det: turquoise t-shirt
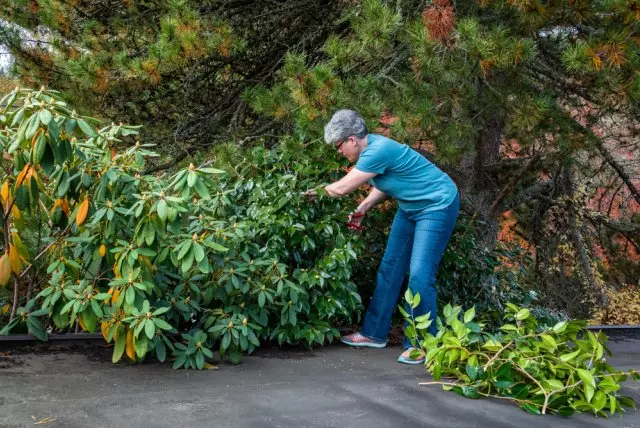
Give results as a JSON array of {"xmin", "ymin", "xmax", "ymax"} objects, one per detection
[{"xmin": 355, "ymin": 134, "xmax": 458, "ymax": 216}]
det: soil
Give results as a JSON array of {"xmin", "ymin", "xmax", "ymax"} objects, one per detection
[{"xmin": 0, "ymin": 342, "xmax": 113, "ymax": 368}]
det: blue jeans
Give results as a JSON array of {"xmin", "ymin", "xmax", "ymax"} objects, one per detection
[{"xmin": 360, "ymin": 194, "xmax": 459, "ymax": 349}]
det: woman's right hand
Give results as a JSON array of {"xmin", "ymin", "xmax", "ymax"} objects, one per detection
[{"xmin": 347, "ymin": 210, "xmax": 365, "ymax": 231}]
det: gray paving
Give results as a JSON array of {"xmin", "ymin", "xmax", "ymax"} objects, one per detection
[{"xmin": 0, "ymin": 339, "xmax": 639, "ymax": 427}]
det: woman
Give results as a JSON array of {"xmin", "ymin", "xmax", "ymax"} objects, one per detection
[{"xmin": 313, "ymin": 109, "xmax": 459, "ymax": 364}]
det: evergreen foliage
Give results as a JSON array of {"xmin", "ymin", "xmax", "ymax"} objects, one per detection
[{"xmin": 1, "ymin": 0, "xmax": 638, "ymax": 317}]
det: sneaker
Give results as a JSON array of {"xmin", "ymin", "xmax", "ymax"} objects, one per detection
[
  {"xmin": 340, "ymin": 332, "xmax": 387, "ymax": 348},
  {"xmin": 397, "ymin": 347, "xmax": 426, "ymax": 365}
]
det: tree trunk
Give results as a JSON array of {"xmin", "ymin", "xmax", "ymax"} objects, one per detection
[{"xmin": 460, "ymin": 113, "xmax": 503, "ymax": 247}]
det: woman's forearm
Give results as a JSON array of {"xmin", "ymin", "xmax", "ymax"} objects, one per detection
[{"xmin": 355, "ymin": 188, "xmax": 387, "ymax": 213}]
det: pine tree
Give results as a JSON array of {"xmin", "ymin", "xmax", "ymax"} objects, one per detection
[
  {"xmin": 246, "ymin": 0, "xmax": 640, "ymax": 315},
  {"xmin": 0, "ymin": 0, "xmax": 343, "ymax": 155}
]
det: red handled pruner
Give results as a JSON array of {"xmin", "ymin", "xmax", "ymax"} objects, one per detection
[{"xmin": 347, "ymin": 212, "xmax": 365, "ymax": 231}]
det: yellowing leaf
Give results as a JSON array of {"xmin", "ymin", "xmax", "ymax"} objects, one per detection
[
  {"xmin": 125, "ymin": 328, "xmax": 136, "ymax": 361},
  {"xmin": 99, "ymin": 244, "xmax": 107, "ymax": 257},
  {"xmin": 1, "ymin": 304, "xmax": 9, "ymax": 315},
  {"xmin": 52, "ymin": 198, "xmax": 70, "ymax": 216},
  {"xmin": 15, "ymin": 163, "xmax": 32, "ymax": 186},
  {"xmin": 78, "ymin": 316, "xmax": 87, "ymax": 332},
  {"xmin": 11, "ymin": 205, "xmax": 21, "ymax": 220},
  {"xmin": 112, "ymin": 288, "xmax": 120, "ymax": 304},
  {"xmin": 8, "ymin": 245, "xmax": 21, "ymax": 274},
  {"xmin": 0, "ymin": 253, "xmax": 11, "ymax": 286},
  {"xmin": 0, "ymin": 180, "xmax": 10, "ymax": 209},
  {"xmin": 101, "ymin": 322, "xmax": 110, "ymax": 341},
  {"xmin": 76, "ymin": 198, "xmax": 90, "ymax": 226}
]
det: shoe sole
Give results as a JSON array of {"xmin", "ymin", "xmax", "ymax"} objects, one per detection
[
  {"xmin": 340, "ymin": 338, "xmax": 387, "ymax": 348},
  {"xmin": 397, "ymin": 357, "xmax": 426, "ymax": 365}
]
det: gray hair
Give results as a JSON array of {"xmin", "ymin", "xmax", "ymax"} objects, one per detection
[{"xmin": 323, "ymin": 109, "xmax": 368, "ymax": 145}]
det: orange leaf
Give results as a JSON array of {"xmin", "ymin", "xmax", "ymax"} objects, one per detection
[
  {"xmin": 0, "ymin": 253, "xmax": 11, "ymax": 286},
  {"xmin": 125, "ymin": 329, "xmax": 136, "ymax": 361},
  {"xmin": 52, "ymin": 198, "xmax": 70, "ymax": 216},
  {"xmin": 101, "ymin": 322, "xmax": 110, "ymax": 341},
  {"xmin": 99, "ymin": 244, "xmax": 107, "ymax": 257},
  {"xmin": 31, "ymin": 128, "xmax": 41, "ymax": 147},
  {"xmin": 8, "ymin": 245, "xmax": 21, "ymax": 275},
  {"xmin": 111, "ymin": 288, "xmax": 120, "ymax": 304},
  {"xmin": 0, "ymin": 180, "xmax": 10, "ymax": 208},
  {"xmin": 11, "ymin": 205, "xmax": 21, "ymax": 221},
  {"xmin": 15, "ymin": 163, "xmax": 32, "ymax": 186},
  {"xmin": 76, "ymin": 198, "xmax": 90, "ymax": 226}
]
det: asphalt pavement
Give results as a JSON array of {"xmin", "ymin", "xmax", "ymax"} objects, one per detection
[{"xmin": 0, "ymin": 338, "xmax": 639, "ymax": 427}]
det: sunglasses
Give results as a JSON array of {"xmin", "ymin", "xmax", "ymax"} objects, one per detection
[{"xmin": 335, "ymin": 139, "xmax": 347, "ymax": 150}]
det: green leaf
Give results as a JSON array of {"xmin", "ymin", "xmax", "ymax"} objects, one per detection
[
  {"xmin": 40, "ymin": 141, "xmax": 55, "ymax": 175},
  {"xmin": 173, "ymin": 354, "xmax": 186, "ymax": 369},
  {"xmin": 39, "ymin": 109, "xmax": 52, "ymax": 125},
  {"xmin": 126, "ymin": 286, "xmax": 135, "ymax": 305},
  {"xmin": 463, "ymin": 307, "xmax": 475, "ymax": 323},
  {"xmin": 57, "ymin": 171, "xmax": 70, "ymax": 197},
  {"xmin": 558, "ymin": 349, "xmax": 581, "ymax": 362},
  {"xmin": 542, "ymin": 379, "xmax": 564, "ymax": 392},
  {"xmin": 554, "ymin": 406, "xmax": 574, "ymax": 417},
  {"xmin": 77, "ymin": 119, "xmax": 97, "ymax": 137},
  {"xmin": 177, "ymin": 240, "xmax": 192, "ymax": 260},
  {"xmin": 144, "ymin": 222, "xmax": 155, "ymax": 246},
  {"xmin": 520, "ymin": 403, "xmax": 541, "ymax": 415},
  {"xmin": 135, "ymin": 334, "xmax": 148, "ymax": 358},
  {"xmin": 79, "ymin": 309, "xmax": 97, "ymax": 332},
  {"xmin": 155, "ymin": 338, "xmax": 167, "ymax": 362},
  {"xmin": 193, "ymin": 243, "xmax": 205, "ymax": 262},
  {"xmin": 404, "ymin": 288, "xmax": 413, "ymax": 305},
  {"xmin": 25, "ymin": 113, "xmax": 40, "ymax": 139},
  {"xmin": 33, "ymin": 133, "xmax": 47, "ymax": 164},
  {"xmin": 14, "ymin": 185, "xmax": 29, "ymax": 210},
  {"xmin": 412, "ymin": 292, "xmax": 420, "ymax": 309},
  {"xmin": 181, "ymin": 251, "xmax": 194, "ymax": 273},
  {"xmin": 577, "ymin": 369, "xmax": 596, "ymax": 389},
  {"xmin": 466, "ymin": 363, "xmax": 480, "ymax": 381},
  {"xmin": 540, "ymin": 334, "xmax": 557, "ymax": 351},
  {"xmin": 193, "ymin": 179, "xmax": 210, "ymax": 198},
  {"xmin": 187, "ymin": 171, "xmax": 197, "ymax": 187},
  {"xmin": 592, "ymin": 390, "xmax": 607, "ymax": 412},
  {"xmin": 515, "ymin": 308, "xmax": 530, "ymax": 321},
  {"xmin": 199, "ymin": 167, "xmax": 226, "ymax": 174},
  {"xmin": 195, "ymin": 351, "xmax": 205, "ymax": 369},
  {"xmin": 451, "ymin": 318, "xmax": 467, "ymax": 340},
  {"xmin": 583, "ymin": 384, "xmax": 595, "ymax": 403},
  {"xmin": 462, "ymin": 386, "xmax": 479, "ymax": 399},
  {"xmin": 157, "ymin": 199, "xmax": 168, "ymax": 221},
  {"xmin": 113, "ymin": 330, "xmax": 125, "ymax": 363},
  {"xmin": 204, "ymin": 241, "xmax": 228, "ymax": 252},
  {"xmin": 221, "ymin": 332, "xmax": 231, "ymax": 350},
  {"xmin": 145, "ymin": 319, "xmax": 156, "ymax": 339},
  {"xmin": 153, "ymin": 318, "xmax": 173, "ymax": 331},
  {"xmin": 552, "ymin": 321, "xmax": 567, "ymax": 333}
]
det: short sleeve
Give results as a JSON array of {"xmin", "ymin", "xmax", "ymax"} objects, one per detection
[{"xmin": 355, "ymin": 145, "xmax": 388, "ymax": 174}]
